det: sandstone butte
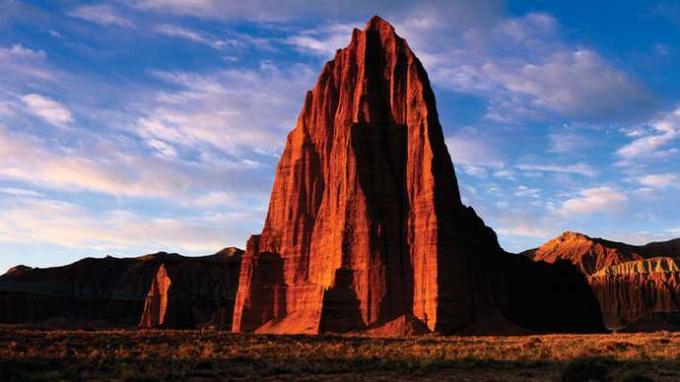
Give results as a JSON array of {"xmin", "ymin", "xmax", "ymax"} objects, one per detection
[
  {"xmin": 527, "ymin": 232, "xmax": 680, "ymax": 331},
  {"xmin": 231, "ymin": 16, "xmax": 603, "ymax": 335}
]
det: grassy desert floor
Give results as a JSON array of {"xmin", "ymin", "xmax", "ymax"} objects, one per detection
[{"xmin": 1, "ymin": 328, "xmax": 679, "ymax": 381}]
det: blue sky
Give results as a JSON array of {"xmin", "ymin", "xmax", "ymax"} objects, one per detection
[{"xmin": 1, "ymin": 0, "xmax": 679, "ymax": 272}]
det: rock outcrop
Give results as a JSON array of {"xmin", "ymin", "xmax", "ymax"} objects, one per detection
[
  {"xmin": 589, "ymin": 257, "xmax": 680, "ymax": 330},
  {"xmin": 232, "ymin": 16, "xmax": 600, "ymax": 335},
  {"xmin": 0, "ymin": 248, "xmax": 242, "ymax": 328},
  {"xmin": 138, "ymin": 248, "xmax": 242, "ymax": 329}
]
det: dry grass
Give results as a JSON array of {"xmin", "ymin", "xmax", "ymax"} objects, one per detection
[{"xmin": 1, "ymin": 328, "xmax": 679, "ymax": 381}]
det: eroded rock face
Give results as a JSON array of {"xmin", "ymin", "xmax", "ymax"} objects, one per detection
[
  {"xmin": 138, "ymin": 249, "xmax": 243, "ymax": 329},
  {"xmin": 233, "ymin": 16, "xmax": 518, "ymax": 335},
  {"xmin": 589, "ymin": 257, "xmax": 680, "ymax": 330}
]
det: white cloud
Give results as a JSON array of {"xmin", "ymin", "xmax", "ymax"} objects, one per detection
[
  {"xmin": 0, "ymin": 187, "xmax": 44, "ymax": 198},
  {"xmin": 557, "ymin": 187, "xmax": 627, "ymax": 217},
  {"xmin": 21, "ymin": 94, "xmax": 73, "ymax": 126},
  {"xmin": 617, "ymin": 107, "xmax": 680, "ymax": 160},
  {"xmin": 496, "ymin": 223, "xmax": 554, "ymax": 239},
  {"xmin": 394, "ymin": 12, "xmax": 657, "ymax": 123},
  {"xmin": 135, "ymin": 63, "xmax": 315, "ymax": 153},
  {"xmin": 515, "ymin": 163, "xmax": 597, "ymax": 178},
  {"xmin": 549, "ymin": 131, "xmax": 592, "ymax": 153},
  {"xmin": 0, "ymin": 125, "xmax": 269, "ymax": 202},
  {"xmin": 639, "ymin": 173, "xmax": 679, "ymax": 188},
  {"xmin": 0, "ymin": 197, "xmax": 259, "ymax": 253},
  {"xmin": 69, "ymin": 4, "xmax": 135, "ymax": 28},
  {"xmin": 284, "ymin": 23, "xmax": 357, "ymax": 56},
  {"xmin": 0, "ymin": 44, "xmax": 52, "ymax": 81},
  {"xmin": 515, "ymin": 185, "xmax": 540, "ymax": 198},
  {"xmin": 445, "ymin": 134, "xmax": 504, "ymax": 167},
  {"xmin": 153, "ymin": 24, "xmax": 235, "ymax": 50}
]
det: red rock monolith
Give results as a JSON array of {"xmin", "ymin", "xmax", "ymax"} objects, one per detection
[{"xmin": 232, "ymin": 16, "xmax": 506, "ymax": 334}]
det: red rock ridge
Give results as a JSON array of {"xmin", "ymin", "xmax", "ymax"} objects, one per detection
[
  {"xmin": 232, "ymin": 16, "xmax": 506, "ymax": 335},
  {"xmin": 525, "ymin": 231, "xmax": 643, "ymax": 275}
]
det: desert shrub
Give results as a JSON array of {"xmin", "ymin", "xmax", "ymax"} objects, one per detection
[{"xmin": 560, "ymin": 357, "xmax": 610, "ymax": 382}]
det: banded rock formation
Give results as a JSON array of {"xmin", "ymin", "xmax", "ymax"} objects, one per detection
[
  {"xmin": 590, "ymin": 257, "xmax": 680, "ymax": 330},
  {"xmin": 232, "ymin": 16, "xmax": 602, "ymax": 335}
]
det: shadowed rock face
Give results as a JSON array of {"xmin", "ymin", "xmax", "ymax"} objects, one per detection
[
  {"xmin": 0, "ymin": 248, "xmax": 242, "ymax": 328},
  {"xmin": 232, "ymin": 16, "xmax": 593, "ymax": 335},
  {"xmin": 503, "ymin": 256, "xmax": 604, "ymax": 333},
  {"xmin": 232, "ymin": 16, "xmax": 501, "ymax": 334},
  {"xmin": 138, "ymin": 248, "xmax": 242, "ymax": 329}
]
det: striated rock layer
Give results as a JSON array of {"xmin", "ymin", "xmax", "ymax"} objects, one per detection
[
  {"xmin": 589, "ymin": 257, "xmax": 680, "ymax": 330},
  {"xmin": 232, "ymin": 16, "xmax": 600, "ymax": 335}
]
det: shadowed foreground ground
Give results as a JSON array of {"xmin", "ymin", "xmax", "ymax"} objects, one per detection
[{"xmin": 1, "ymin": 328, "xmax": 679, "ymax": 381}]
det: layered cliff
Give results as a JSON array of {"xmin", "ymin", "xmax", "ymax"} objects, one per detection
[
  {"xmin": 589, "ymin": 257, "xmax": 680, "ymax": 330},
  {"xmin": 232, "ymin": 16, "xmax": 602, "ymax": 335},
  {"xmin": 0, "ymin": 248, "xmax": 242, "ymax": 328}
]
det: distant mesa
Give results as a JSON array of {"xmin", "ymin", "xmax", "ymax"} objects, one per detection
[{"xmin": 0, "ymin": 248, "xmax": 242, "ymax": 329}]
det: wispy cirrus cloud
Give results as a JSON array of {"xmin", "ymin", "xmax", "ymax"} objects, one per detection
[
  {"xmin": 68, "ymin": 4, "xmax": 135, "ymax": 28},
  {"xmin": 639, "ymin": 173, "xmax": 679, "ymax": 188},
  {"xmin": 134, "ymin": 62, "xmax": 315, "ymax": 155},
  {"xmin": 0, "ymin": 196, "xmax": 260, "ymax": 254},
  {"xmin": 21, "ymin": 94, "xmax": 73, "ymax": 126},
  {"xmin": 515, "ymin": 163, "xmax": 597, "ymax": 178},
  {"xmin": 153, "ymin": 24, "xmax": 231, "ymax": 50},
  {"xmin": 0, "ymin": 124, "xmax": 269, "ymax": 204},
  {"xmin": 0, "ymin": 44, "xmax": 52, "ymax": 81},
  {"xmin": 616, "ymin": 106, "xmax": 680, "ymax": 163}
]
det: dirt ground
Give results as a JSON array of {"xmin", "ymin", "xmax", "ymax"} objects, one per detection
[{"xmin": 1, "ymin": 328, "xmax": 678, "ymax": 381}]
